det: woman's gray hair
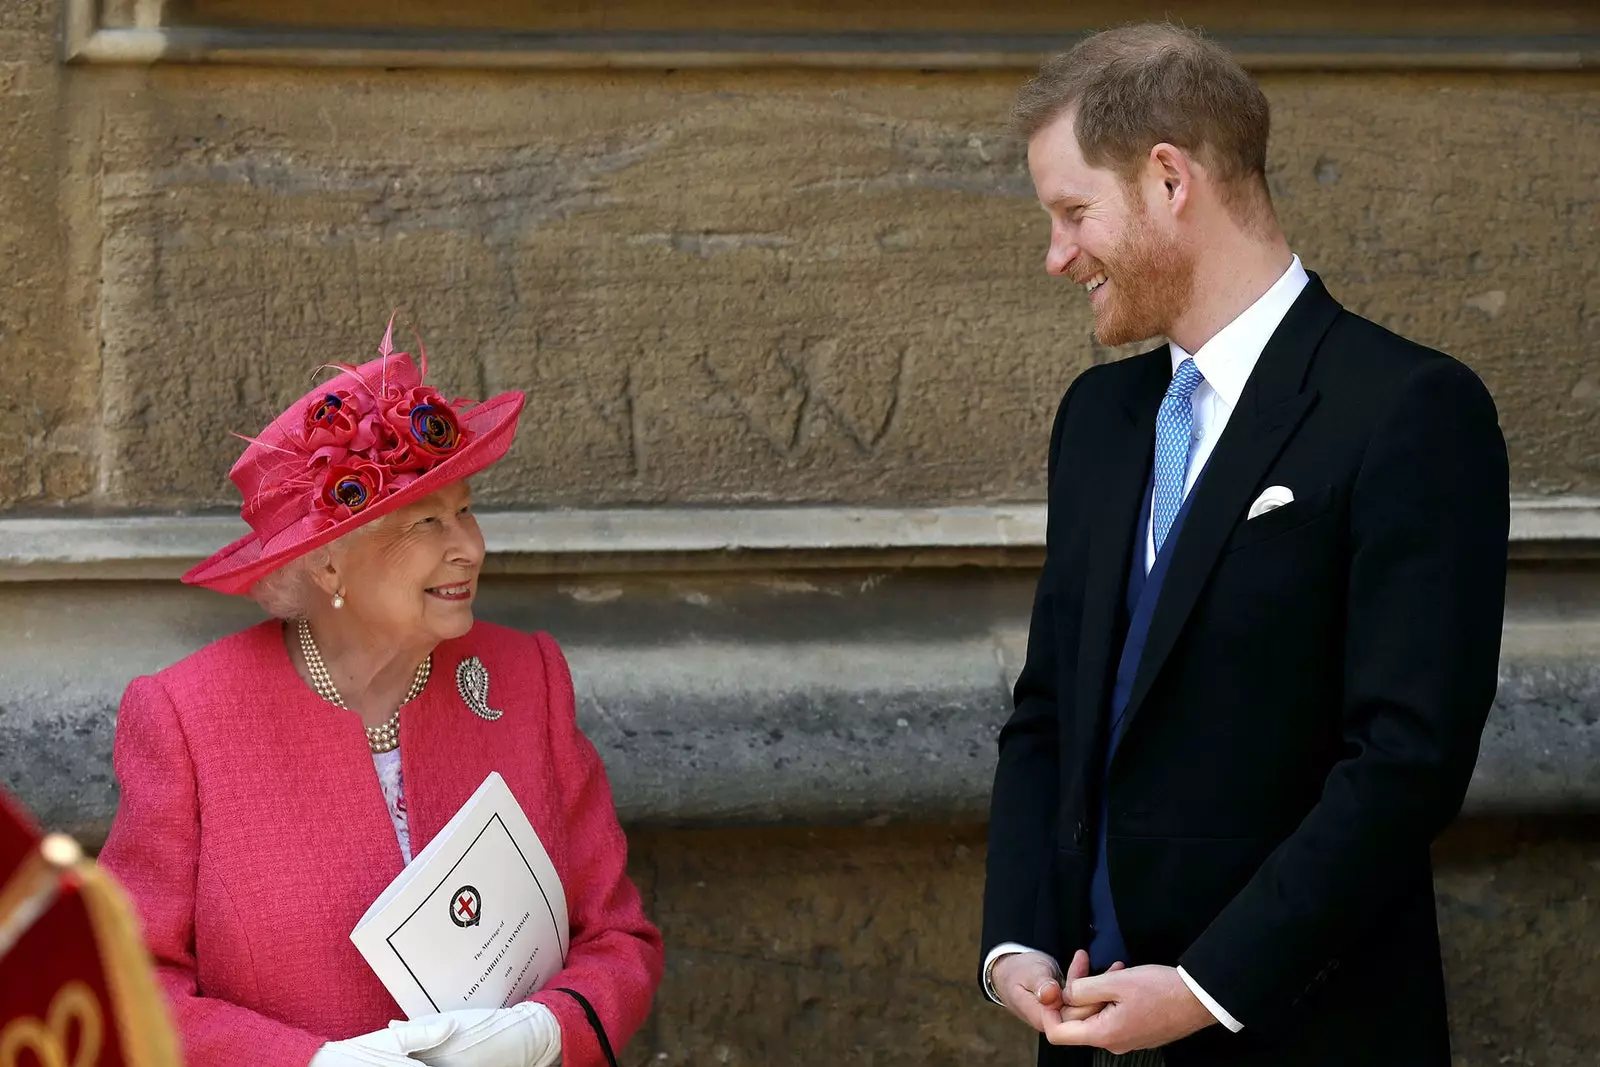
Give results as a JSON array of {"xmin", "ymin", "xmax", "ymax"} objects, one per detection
[
  {"xmin": 249, "ymin": 544, "xmax": 337, "ymax": 620},
  {"xmin": 250, "ymin": 521, "xmax": 376, "ymax": 619}
]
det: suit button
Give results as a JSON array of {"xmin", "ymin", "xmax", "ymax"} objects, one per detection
[{"xmin": 1074, "ymin": 820, "xmax": 1088, "ymax": 844}]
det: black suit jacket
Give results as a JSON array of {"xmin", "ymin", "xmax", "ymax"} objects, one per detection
[{"xmin": 981, "ymin": 276, "xmax": 1509, "ymax": 1067}]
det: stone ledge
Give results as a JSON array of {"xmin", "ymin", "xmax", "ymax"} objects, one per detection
[
  {"xmin": 2, "ymin": 532, "xmax": 1592, "ymax": 845},
  {"xmin": 0, "ymin": 497, "xmax": 1594, "ymax": 582},
  {"xmin": 4, "ymin": 635, "xmax": 1594, "ymax": 846}
]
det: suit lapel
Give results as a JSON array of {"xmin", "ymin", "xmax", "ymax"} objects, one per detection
[
  {"xmin": 1071, "ymin": 352, "xmax": 1169, "ymax": 771},
  {"xmin": 1115, "ymin": 276, "xmax": 1343, "ymax": 746}
]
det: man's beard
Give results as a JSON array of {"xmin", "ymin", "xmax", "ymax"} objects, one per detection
[{"xmin": 1082, "ymin": 207, "xmax": 1195, "ymax": 348}]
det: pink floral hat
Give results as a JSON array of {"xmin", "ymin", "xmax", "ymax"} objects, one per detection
[{"xmin": 183, "ymin": 318, "xmax": 525, "ymax": 595}]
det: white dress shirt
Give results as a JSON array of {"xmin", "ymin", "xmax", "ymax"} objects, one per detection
[
  {"xmin": 1147, "ymin": 255, "xmax": 1310, "ymax": 570},
  {"xmin": 985, "ymin": 255, "xmax": 1311, "ymax": 1033}
]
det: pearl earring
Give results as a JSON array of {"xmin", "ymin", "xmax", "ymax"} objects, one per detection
[{"xmin": 332, "ymin": 591, "xmax": 346, "ymax": 610}]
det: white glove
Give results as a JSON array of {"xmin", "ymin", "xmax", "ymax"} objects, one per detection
[
  {"xmin": 310, "ymin": 1016, "xmax": 460, "ymax": 1066},
  {"xmin": 394, "ymin": 1002, "xmax": 562, "ymax": 1067}
]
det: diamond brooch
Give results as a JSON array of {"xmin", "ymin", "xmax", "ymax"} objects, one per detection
[{"xmin": 456, "ymin": 656, "xmax": 504, "ymax": 722}]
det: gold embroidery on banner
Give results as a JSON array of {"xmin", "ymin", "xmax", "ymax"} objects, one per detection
[{"xmin": 0, "ymin": 980, "xmax": 104, "ymax": 1067}]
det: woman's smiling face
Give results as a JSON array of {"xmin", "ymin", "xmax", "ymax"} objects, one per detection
[{"xmin": 330, "ymin": 479, "xmax": 485, "ymax": 648}]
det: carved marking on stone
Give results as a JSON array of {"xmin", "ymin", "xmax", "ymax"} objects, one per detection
[
  {"xmin": 619, "ymin": 364, "xmax": 645, "ymax": 478},
  {"xmin": 697, "ymin": 338, "xmax": 906, "ymax": 460},
  {"xmin": 696, "ymin": 348, "xmax": 808, "ymax": 459},
  {"xmin": 577, "ymin": 363, "xmax": 646, "ymax": 479},
  {"xmin": 808, "ymin": 340, "xmax": 906, "ymax": 453}
]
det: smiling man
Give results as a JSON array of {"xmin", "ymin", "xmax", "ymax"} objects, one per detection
[{"xmin": 979, "ymin": 24, "xmax": 1510, "ymax": 1067}]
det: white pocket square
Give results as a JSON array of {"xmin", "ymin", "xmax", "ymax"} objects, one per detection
[{"xmin": 1248, "ymin": 485, "xmax": 1295, "ymax": 520}]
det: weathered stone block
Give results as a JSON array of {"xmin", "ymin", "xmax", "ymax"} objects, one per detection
[
  {"xmin": 630, "ymin": 825, "xmax": 1032, "ymax": 1066},
  {"xmin": 74, "ymin": 70, "xmax": 1599, "ymax": 511},
  {"xmin": 1430, "ymin": 819, "xmax": 1600, "ymax": 1067},
  {"xmin": 1266, "ymin": 76, "xmax": 1600, "ymax": 496},
  {"xmin": 0, "ymin": 2, "xmax": 100, "ymax": 510}
]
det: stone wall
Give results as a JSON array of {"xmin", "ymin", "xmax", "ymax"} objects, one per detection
[{"xmin": 5, "ymin": 1, "xmax": 1599, "ymax": 511}]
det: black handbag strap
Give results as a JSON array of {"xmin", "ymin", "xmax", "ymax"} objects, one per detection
[{"xmin": 552, "ymin": 987, "xmax": 619, "ymax": 1067}]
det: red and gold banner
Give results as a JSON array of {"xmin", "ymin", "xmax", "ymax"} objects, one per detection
[{"xmin": 0, "ymin": 788, "xmax": 180, "ymax": 1067}]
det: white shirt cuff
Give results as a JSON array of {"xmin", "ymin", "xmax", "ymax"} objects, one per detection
[
  {"xmin": 982, "ymin": 942, "xmax": 1050, "ymax": 1004},
  {"xmin": 1177, "ymin": 966, "xmax": 1244, "ymax": 1032}
]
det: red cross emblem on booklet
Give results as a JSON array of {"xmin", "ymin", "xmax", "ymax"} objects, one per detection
[{"xmin": 450, "ymin": 886, "xmax": 481, "ymax": 927}]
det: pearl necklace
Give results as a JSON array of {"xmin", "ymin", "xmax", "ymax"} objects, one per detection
[{"xmin": 296, "ymin": 619, "xmax": 431, "ymax": 753}]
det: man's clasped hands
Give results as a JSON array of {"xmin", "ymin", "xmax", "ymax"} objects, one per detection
[{"xmin": 990, "ymin": 950, "xmax": 1219, "ymax": 1056}]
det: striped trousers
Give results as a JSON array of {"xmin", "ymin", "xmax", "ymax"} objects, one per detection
[{"xmin": 1091, "ymin": 1050, "xmax": 1166, "ymax": 1067}]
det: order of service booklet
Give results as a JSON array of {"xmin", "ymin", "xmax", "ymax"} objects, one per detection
[{"xmin": 350, "ymin": 771, "xmax": 570, "ymax": 1019}]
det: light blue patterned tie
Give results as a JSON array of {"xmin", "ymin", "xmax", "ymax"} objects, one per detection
[{"xmin": 1152, "ymin": 358, "xmax": 1206, "ymax": 556}]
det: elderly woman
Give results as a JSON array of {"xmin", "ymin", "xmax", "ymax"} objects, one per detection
[{"xmin": 98, "ymin": 326, "xmax": 663, "ymax": 1067}]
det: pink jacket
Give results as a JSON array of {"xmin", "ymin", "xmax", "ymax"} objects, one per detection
[{"xmin": 99, "ymin": 621, "xmax": 663, "ymax": 1067}]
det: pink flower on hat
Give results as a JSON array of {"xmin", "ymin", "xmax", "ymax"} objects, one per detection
[
  {"xmin": 317, "ymin": 459, "xmax": 389, "ymax": 522},
  {"xmin": 303, "ymin": 390, "xmax": 359, "ymax": 448},
  {"xmin": 371, "ymin": 421, "xmax": 419, "ymax": 476},
  {"xmin": 383, "ymin": 386, "xmax": 467, "ymax": 462},
  {"xmin": 302, "ymin": 388, "xmax": 390, "ymax": 468}
]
